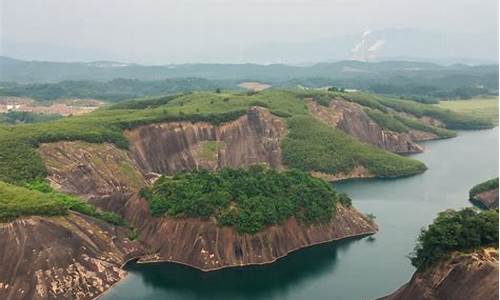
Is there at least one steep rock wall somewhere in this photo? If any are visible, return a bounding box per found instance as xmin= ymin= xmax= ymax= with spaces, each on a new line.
xmin=0 ymin=213 xmax=142 ymax=300
xmin=32 ymin=109 xmax=378 ymax=298
xmin=38 ymin=141 xmax=146 ymax=213
xmin=307 ymin=100 xmax=428 ymax=154
xmin=123 ymin=195 xmax=377 ymax=271
xmin=39 ymin=140 xmax=377 ymax=272
xmin=378 ymin=248 xmax=499 ymax=300
xmin=125 ymin=107 xmax=286 ymax=174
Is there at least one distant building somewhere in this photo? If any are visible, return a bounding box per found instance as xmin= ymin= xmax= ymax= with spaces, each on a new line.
xmin=6 ymin=104 xmax=21 ymax=111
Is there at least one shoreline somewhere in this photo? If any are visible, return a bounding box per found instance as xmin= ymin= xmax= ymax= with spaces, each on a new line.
xmin=93 ymin=228 xmax=377 ymax=300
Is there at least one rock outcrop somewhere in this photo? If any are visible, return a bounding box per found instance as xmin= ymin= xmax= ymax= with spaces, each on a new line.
xmin=123 ymin=195 xmax=376 ymax=271
xmin=125 ymin=107 xmax=286 ymax=174
xmin=307 ymin=99 xmax=434 ymax=154
xmin=471 ymin=188 xmax=499 ymax=209
xmin=378 ymin=248 xmax=499 ymax=300
xmin=38 ymin=138 xmax=377 ymax=273
xmin=8 ymin=107 xmax=379 ymax=299
xmin=0 ymin=213 xmax=142 ymax=300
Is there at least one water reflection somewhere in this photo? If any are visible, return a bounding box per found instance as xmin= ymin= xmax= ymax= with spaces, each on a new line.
xmin=122 ymin=237 xmax=365 ymax=300
xmin=104 ymin=127 xmax=498 ymax=300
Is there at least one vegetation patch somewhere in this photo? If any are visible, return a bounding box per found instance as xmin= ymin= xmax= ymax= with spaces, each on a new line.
xmin=394 ymin=115 xmax=456 ymax=138
xmin=342 ymin=92 xmax=494 ymax=129
xmin=0 ymin=111 xmax=63 ymax=124
xmin=410 ymin=208 xmax=498 ymax=269
xmin=364 ymin=109 xmax=409 ymax=133
xmin=198 ymin=141 xmax=225 ymax=161
xmin=0 ymin=89 xmax=488 ymax=184
xmin=141 ymin=167 xmax=350 ymax=234
xmin=435 ymin=98 xmax=499 ymax=125
xmin=282 ymin=116 xmax=426 ymax=177
xmin=0 ymin=180 xmax=125 ymax=224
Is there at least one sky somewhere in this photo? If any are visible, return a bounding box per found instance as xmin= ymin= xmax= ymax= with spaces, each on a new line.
xmin=1 ymin=0 xmax=498 ymax=64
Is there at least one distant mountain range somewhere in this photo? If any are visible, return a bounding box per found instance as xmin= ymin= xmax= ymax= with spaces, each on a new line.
xmin=0 ymin=56 xmax=497 ymax=103
xmin=1 ymin=56 xmax=497 ymax=84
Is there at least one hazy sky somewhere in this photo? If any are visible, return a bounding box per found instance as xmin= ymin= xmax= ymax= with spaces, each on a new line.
xmin=1 ymin=0 xmax=498 ymax=64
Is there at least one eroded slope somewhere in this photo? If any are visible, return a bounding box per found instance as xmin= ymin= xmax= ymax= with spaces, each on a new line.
xmin=125 ymin=107 xmax=286 ymax=174
xmin=378 ymin=248 xmax=499 ymax=300
xmin=307 ymin=99 xmax=429 ymax=154
xmin=0 ymin=213 xmax=142 ymax=300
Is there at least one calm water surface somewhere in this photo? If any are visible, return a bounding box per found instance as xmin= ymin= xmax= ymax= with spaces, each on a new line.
xmin=103 ymin=127 xmax=498 ymax=300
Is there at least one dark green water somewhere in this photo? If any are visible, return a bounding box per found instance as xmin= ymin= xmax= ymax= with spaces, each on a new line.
xmin=102 ymin=127 xmax=498 ymax=300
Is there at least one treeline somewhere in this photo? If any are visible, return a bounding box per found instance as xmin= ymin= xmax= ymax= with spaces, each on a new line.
xmin=410 ymin=208 xmax=498 ymax=269
xmin=0 ymin=78 xmax=238 ymax=102
xmin=0 ymin=111 xmax=62 ymax=124
xmin=141 ymin=167 xmax=351 ymax=234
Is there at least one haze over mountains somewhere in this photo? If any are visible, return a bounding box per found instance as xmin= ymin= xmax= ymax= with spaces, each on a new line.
xmin=1 ymin=28 xmax=498 ymax=65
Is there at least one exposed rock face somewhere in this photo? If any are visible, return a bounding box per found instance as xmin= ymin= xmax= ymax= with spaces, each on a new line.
xmin=0 ymin=213 xmax=142 ymax=300
xmin=378 ymin=248 xmax=499 ymax=300
xmin=307 ymin=99 xmax=431 ymax=154
xmin=125 ymin=107 xmax=286 ymax=174
xmin=124 ymin=195 xmax=377 ymax=270
xmin=471 ymin=188 xmax=499 ymax=209
xmin=38 ymin=141 xmax=145 ymax=213
xmin=27 ymin=108 xmax=378 ymax=299
xmin=38 ymin=138 xmax=377 ymax=272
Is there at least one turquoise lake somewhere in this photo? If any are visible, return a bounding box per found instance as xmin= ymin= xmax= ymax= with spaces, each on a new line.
xmin=102 ymin=127 xmax=498 ymax=300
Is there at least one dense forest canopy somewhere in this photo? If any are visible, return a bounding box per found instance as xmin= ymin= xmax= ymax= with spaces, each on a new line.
xmin=410 ymin=208 xmax=499 ymax=269
xmin=141 ymin=167 xmax=353 ymax=233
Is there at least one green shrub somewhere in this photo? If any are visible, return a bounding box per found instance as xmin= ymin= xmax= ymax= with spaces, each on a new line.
xmin=13 ymin=180 xmax=127 ymax=225
xmin=394 ymin=115 xmax=457 ymax=138
xmin=270 ymin=110 xmax=292 ymax=118
xmin=0 ymin=111 xmax=63 ymax=124
xmin=142 ymin=167 xmax=341 ymax=234
xmin=410 ymin=208 xmax=498 ymax=269
xmin=109 ymin=94 xmax=181 ymax=110
xmin=365 ymin=109 xmax=409 ymax=133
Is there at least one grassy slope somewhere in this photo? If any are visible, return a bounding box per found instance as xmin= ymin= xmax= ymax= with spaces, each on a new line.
xmin=435 ymin=97 xmax=499 ymax=125
xmin=282 ymin=116 xmax=426 ymax=177
xmin=0 ymin=90 xmax=491 ymax=185
xmin=0 ymin=180 xmax=125 ymax=224
xmin=341 ymin=92 xmax=494 ymax=130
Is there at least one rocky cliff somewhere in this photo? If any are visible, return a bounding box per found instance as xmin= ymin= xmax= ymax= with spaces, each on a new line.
xmin=38 ymin=137 xmax=377 ymax=272
xmin=471 ymin=188 xmax=499 ymax=209
xmin=125 ymin=107 xmax=286 ymax=174
xmin=0 ymin=107 xmax=380 ymax=299
xmin=0 ymin=213 xmax=142 ymax=300
xmin=307 ymin=99 xmax=435 ymax=154
xmin=124 ymin=195 xmax=376 ymax=271
xmin=378 ymin=248 xmax=499 ymax=300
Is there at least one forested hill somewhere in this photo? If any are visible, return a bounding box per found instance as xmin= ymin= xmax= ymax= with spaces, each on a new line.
xmin=1 ymin=56 xmax=497 ymax=102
